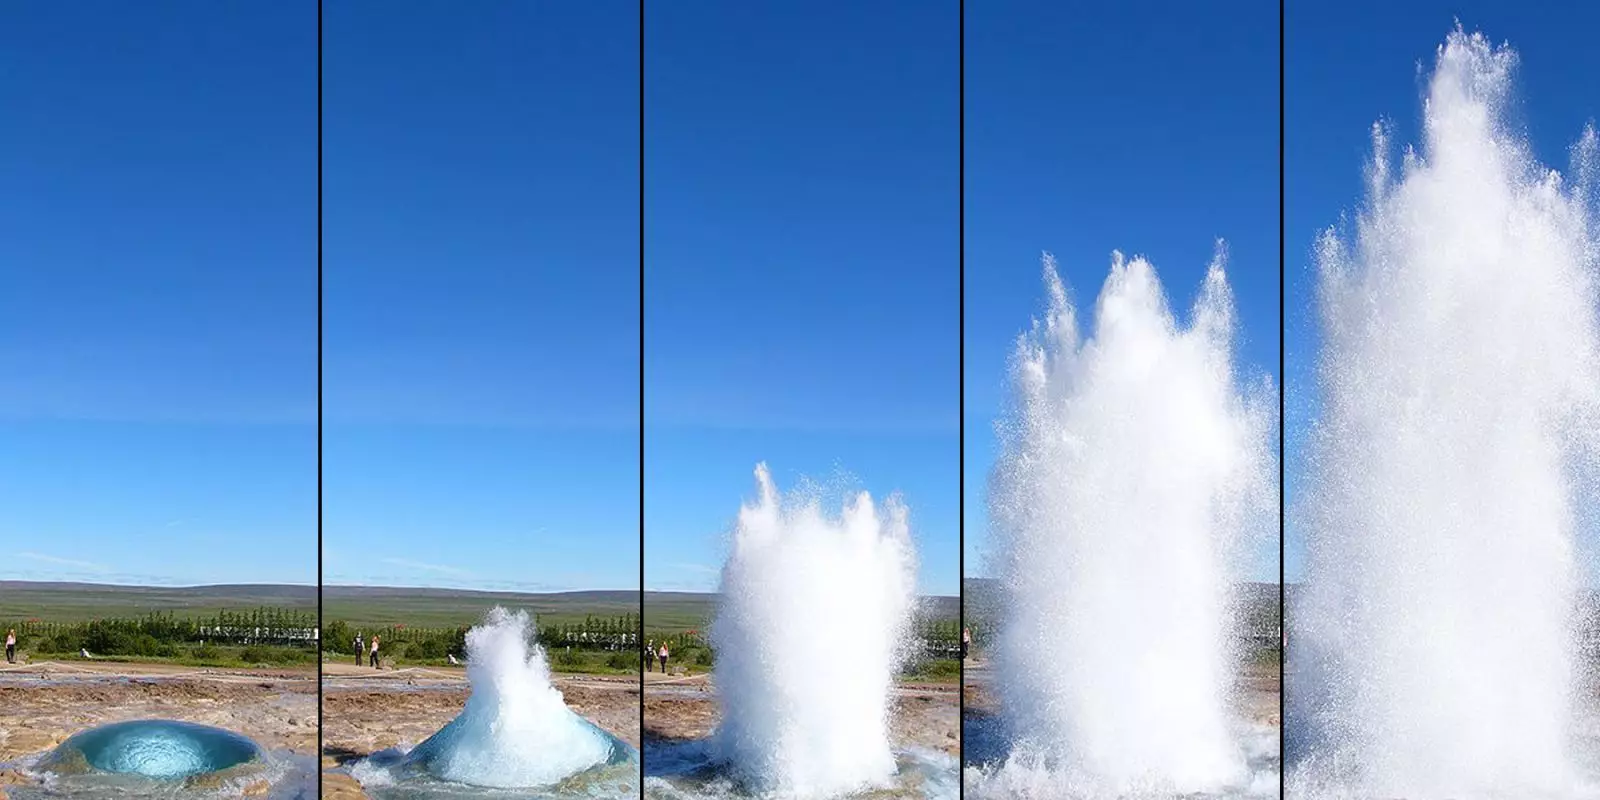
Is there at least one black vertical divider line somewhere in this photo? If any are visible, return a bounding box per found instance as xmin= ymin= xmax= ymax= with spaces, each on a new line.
xmin=638 ymin=0 xmax=647 ymax=792
xmin=1277 ymin=0 xmax=1287 ymax=793
xmin=316 ymin=0 xmax=325 ymax=789
xmin=956 ymin=0 xmax=965 ymax=791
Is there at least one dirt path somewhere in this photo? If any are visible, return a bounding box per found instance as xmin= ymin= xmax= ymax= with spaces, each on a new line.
xmin=1 ymin=659 xmax=313 ymax=680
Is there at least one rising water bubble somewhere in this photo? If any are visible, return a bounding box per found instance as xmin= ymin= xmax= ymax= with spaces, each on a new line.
xmin=1290 ymin=28 xmax=1600 ymax=799
xmin=968 ymin=247 xmax=1277 ymax=798
xmin=42 ymin=719 xmax=261 ymax=779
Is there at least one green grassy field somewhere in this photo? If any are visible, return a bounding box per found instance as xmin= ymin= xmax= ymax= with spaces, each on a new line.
xmin=25 ymin=644 xmax=317 ymax=670
xmin=324 ymin=649 xmax=640 ymax=675
xmin=0 ymin=582 xmax=314 ymax=622
xmin=642 ymin=591 xmax=963 ymax=682
xmin=323 ymin=586 xmax=637 ymax=629
xmin=321 ymin=587 xmax=640 ymax=675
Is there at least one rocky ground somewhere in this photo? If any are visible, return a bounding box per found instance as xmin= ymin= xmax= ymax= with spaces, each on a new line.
xmin=320 ymin=663 xmax=640 ymax=799
xmin=0 ymin=661 xmax=316 ymax=799
xmin=640 ymin=671 xmax=962 ymax=757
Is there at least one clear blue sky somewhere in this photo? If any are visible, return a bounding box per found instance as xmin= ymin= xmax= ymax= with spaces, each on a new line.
xmin=643 ymin=2 xmax=960 ymax=597
xmin=322 ymin=3 xmax=640 ymax=592
xmin=1284 ymin=2 xmax=1600 ymax=582
xmin=0 ymin=2 xmax=317 ymax=586
xmin=964 ymin=1 xmax=1282 ymax=583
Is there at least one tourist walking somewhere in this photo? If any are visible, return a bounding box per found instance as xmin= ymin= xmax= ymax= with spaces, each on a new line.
xmin=5 ymin=628 xmax=15 ymax=663
xmin=657 ymin=642 xmax=669 ymax=673
xmin=355 ymin=633 xmax=364 ymax=666
xmin=645 ymin=640 xmax=654 ymax=672
xmin=961 ymin=627 xmax=970 ymax=660
xmin=369 ymin=634 xmax=381 ymax=669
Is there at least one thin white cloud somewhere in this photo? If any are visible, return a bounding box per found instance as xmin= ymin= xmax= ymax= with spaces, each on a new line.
xmin=18 ymin=552 xmax=110 ymax=573
xmin=669 ymin=563 xmax=719 ymax=575
xmin=379 ymin=557 xmax=471 ymax=578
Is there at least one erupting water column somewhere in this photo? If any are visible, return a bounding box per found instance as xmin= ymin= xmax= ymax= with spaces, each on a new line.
xmin=985 ymin=250 xmax=1276 ymax=794
xmin=711 ymin=463 xmax=917 ymax=798
xmin=1290 ymin=30 xmax=1600 ymax=799
xmin=400 ymin=607 xmax=628 ymax=788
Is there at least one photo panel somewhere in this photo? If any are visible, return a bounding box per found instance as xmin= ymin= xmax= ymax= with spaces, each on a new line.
xmin=321 ymin=3 xmax=641 ymax=797
xmin=642 ymin=2 xmax=961 ymax=796
xmin=0 ymin=2 xmax=319 ymax=796
xmin=962 ymin=1 xmax=1282 ymax=796
xmin=1284 ymin=2 xmax=1600 ymax=797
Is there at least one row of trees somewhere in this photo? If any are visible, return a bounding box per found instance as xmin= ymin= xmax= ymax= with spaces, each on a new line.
xmin=5 ymin=609 xmax=316 ymax=660
xmin=322 ymin=614 xmax=642 ymax=659
xmin=645 ymin=618 xmax=963 ymax=661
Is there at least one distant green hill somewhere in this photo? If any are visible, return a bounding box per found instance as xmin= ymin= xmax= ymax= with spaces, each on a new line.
xmin=0 ymin=581 xmax=315 ymax=622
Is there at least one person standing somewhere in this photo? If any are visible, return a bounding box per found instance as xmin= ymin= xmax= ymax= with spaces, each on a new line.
xmin=645 ymin=640 xmax=654 ymax=672
xmin=657 ymin=641 xmax=669 ymax=673
xmin=369 ymin=634 xmax=381 ymax=669
xmin=961 ymin=627 xmax=971 ymax=660
xmin=355 ymin=633 xmax=364 ymax=666
xmin=5 ymin=629 xmax=15 ymax=664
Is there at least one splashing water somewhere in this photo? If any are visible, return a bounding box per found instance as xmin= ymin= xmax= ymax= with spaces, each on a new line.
xmin=967 ymin=250 xmax=1277 ymax=798
xmin=1289 ymin=29 xmax=1600 ymax=800
xmin=709 ymin=463 xmax=919 ymax=797
xmin=352 ymin=607 xmax=637 ymax=796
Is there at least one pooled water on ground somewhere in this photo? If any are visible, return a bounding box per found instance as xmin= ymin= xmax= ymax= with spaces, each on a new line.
xmin=1289 ymin=28 xmax=1600 ymax=800
xmin=644 ymin=463 xmax=954 ymax=799
xmin=966 ymin=249 xmax=1277 ymax=798
xmin=348 ymin=607 xmax=639 ymax=799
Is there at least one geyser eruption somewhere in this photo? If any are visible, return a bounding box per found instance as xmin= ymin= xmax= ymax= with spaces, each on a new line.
xmin=400 ymin=606 xmax=634 ymax=788
xmin=41 ymin=720 xmax=261 ymax=779
xmin=710 ymin=463 xmax=917 ymax=798
xmin=1289 ymin=29 xmax=1600 ymax=799
xmin=980 ymin=250 xmax=1276 ymax=795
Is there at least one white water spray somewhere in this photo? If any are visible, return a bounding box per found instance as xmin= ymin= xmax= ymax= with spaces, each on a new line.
xmin=977 ymin=250 xmax=1276 ymax=796
xmin=398 ymin=607 xmax=627 ymax=789
xmin=710 ymin=463 xmax=918 ymax=798
xmin=1290 ymin=29 xmax=1600 ymax=799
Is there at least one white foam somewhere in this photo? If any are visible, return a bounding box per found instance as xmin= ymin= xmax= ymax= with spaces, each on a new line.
xmin=710 ymin=463 xmax=918 ymax=798
xmin=977 ymin=249 xmax=1277 ymax=796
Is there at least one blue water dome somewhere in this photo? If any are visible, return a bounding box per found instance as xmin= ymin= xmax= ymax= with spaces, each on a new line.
xmin=42 ymin=719 xmax=262 ymax=779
